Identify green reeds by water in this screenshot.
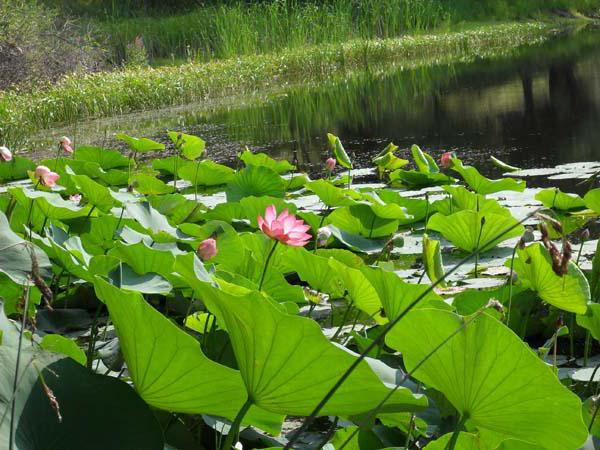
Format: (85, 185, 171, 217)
(0, 22, 557, 148)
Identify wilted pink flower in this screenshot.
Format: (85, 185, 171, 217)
(0, 146, 12, 162)
(34, 165, 60, 187)
(440, 152, 454, 169)
(326, 157, 336, 172)
(69, 194, 82, 204)
(59, 136, 73, 154)
(197, 238, 217, 260)
(258, 205, 311, 247)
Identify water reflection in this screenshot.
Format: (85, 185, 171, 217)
(183, 26, 600, 171)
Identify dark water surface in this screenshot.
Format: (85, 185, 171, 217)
(175, 25, 600, 172)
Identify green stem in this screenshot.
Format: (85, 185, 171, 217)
(85, 205, 96, 222)
(173, 151, 180, 192)
(584, 331, 592, 366)
(193, 162, 201, 201)
(446, 414, 468, 450)
(569, 313, 575, 361)
(506, 243, 518, 326)
(474, 219, 485, 278)
(10, 282, 30, 450)
(347, 167, 351, 190)
(258, 240, 278, 291)
(331, 301, 354, 341)
(221, 398, 253, 450)
(86, 305, 104, 370)
(589, 401, 600, 432)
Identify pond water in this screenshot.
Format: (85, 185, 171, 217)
(41, 25, 600, 175)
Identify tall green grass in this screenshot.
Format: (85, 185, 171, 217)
(0, 22, 556, 147)
(94, 0, 598, 63)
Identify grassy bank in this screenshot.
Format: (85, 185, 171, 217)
(0, 22, 561, 148)
(92, 0, 600, 63)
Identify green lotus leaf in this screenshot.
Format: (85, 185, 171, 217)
(584, 188, 600, 213)
(576, 303, 600, 341)
(107, 263, 172, 294)
(149, 193, 205, 225)
(131, 173, 174, 195)
(327, 204, 399, 238)
(327, 133, 353, 169)
(93, 279, 284, 435)
(240, 149, 295, 174)
(490, 156, 521, 172)
(108, 241, 176, 280)
(511, 243, 589, 314)
(124, 201, 179, 241)
(193, 282, 427, 416)
(40, 334, 87, 366)
(386, 309, 588, 449)
(373, 151, 409, 171)
(10, 187, 93, 221)
(151, 155, 181, 175)
(451, 159, 525, 195)
(168, 131, 206, 160)
(360, 266, 445, 321)
(389, 169, 455, 188)
(116, 133, 165, 153)
(535, 188, 585, 211)
(0, 156, 35, 182)
(178, 160, 235, 186)
(376, 189, 431, 225)
(328, 225, 388, 254)
(0, 211, 51, 284)
(433, 185, 510, 216)
(423, 432, 480, 450)
(305, 179, 362, 207)
(427, 210, 524, 253)
(363, 192, 412, 220)
(70, 173, 116, 213)
(423, 233, 445, 287)
(411, 144, 439, 173)
(227, 165, 285, 202)
(73, 145, 130, 169)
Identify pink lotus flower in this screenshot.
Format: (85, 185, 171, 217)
(0, 146, 12, 162)
(34, 165, 60, 187)
(440, 151, 455, 169)
(325, 157, 336, 172)
(69, 194, 82, 204)
(197, 238, 217, 260)
(59, 136, 73, 154)
(258, 205, 311, 247)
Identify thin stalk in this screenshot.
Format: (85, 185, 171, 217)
(506, 243, 518, 325)
(258, 240, 278, 291)
(584, 332, 592, 366)
(331, 301, 354, 341)
(474, 218, 485, 277)
(193, 162, 201, 201)
(84, 205, 96, 222)
(569, 313, 575, 361)
(347, 167, 351, 190)
(10, 281, 31, 450)
(589, 401, 600, 433)
(446, 414, 468, 450)
(221, 398, 253, 450)
(86, 305, 104, 370)
(283, 208, 540, 450)
(173, 153, 180, 192)
(53, 146, 61, 171)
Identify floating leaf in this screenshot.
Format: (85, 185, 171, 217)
(386, 309, 588, 449)
(389, 169, 455, 188)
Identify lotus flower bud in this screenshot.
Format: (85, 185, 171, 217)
(316, 227, 332, 247)
(34, 165, 60, 187)
(440, 151, 454, 169)
(197, 238, 217, 261)
(0, 146, 12, 162)
(325, 157, 336, 172)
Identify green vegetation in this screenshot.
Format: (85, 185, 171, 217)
(0, 134, 599, 449)
(0, 22, 557, 147)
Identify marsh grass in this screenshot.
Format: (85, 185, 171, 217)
(0, 22, 557, 148)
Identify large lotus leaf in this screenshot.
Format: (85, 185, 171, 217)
(433, 186, 509, 216)
(108, 241, 176, 279)
(200, 202, 245, 223)
(107, 263, 172, 294)
(124, 201, 178, 241)
(363, 192, 412, 220)
(386, 309, 588, 449)
(10, 188, 92, 221)
(373, 151, 409, 171)
(535, 188, 585, 211)
(151, 155, 180, 175)
(305, 179, 362, 207)
(73, 145, 130, 169)
(327, 133, 353, 169)
(131, 173, 174, 195)
(360, 266, 444, 321)
(116, 133, 165, 153)
(328, 259, 384, 322)
(328, 225, 388, 254)
(427, 210, 524, 253)
(423, 432, 481, 450)
(93, 279, 284, 434)
(317, 248, 364, 268)
(40, 334, 87, 365)
(451, 159, 526, 195)
(577, 303, 600, 341)
(423, 233, 446, 287)
(0, 302, 163, 450)
(584, 188, 600, 213)
(240, 150, 295, 174)
(193, 282, 427, 416)
(376, 190, 431, 225)
(167, 131, 206, 161)
(149, 194, 205, 225)
(389, 169, 455, 188)
(178, 160, 235, 186)
(0, 156, 35, 182)
(0, 211, 51, 284)
(69, 173, 116, 213)
(32, 231, 94, 282)
(327, 204, 399, 238)
(411, 144, 439, 173)
(227, 165, 285, 202)
(511, 243, 589, 314)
